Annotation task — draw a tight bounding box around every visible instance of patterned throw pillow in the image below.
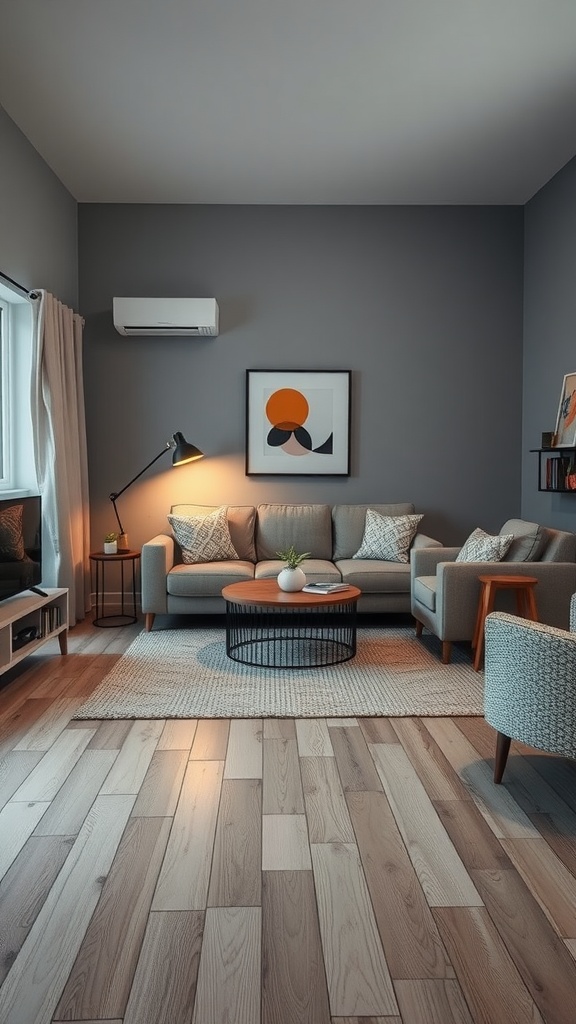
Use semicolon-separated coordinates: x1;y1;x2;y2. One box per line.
456;527;514;563
0;503;26;562
352;509;424;563
167;506;238;564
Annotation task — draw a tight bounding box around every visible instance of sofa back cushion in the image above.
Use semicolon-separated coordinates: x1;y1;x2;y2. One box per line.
171;504;257;562
499;519;546;562
255;504;332;561
537;526;576;562
332;503;415;560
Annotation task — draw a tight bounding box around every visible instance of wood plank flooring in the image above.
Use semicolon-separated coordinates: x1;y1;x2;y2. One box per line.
1;618;576;1023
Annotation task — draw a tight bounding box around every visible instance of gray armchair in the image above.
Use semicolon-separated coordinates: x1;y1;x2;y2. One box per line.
410;520;576;664
484;594;576;782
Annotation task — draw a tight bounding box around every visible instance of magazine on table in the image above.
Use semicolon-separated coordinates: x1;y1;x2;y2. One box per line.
302;581;351;594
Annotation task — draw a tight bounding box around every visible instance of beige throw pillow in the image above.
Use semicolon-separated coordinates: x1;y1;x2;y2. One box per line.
352;509;424;563
167;506;238;563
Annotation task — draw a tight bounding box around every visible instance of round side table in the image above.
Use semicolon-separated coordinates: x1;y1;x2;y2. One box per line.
472;574;538;671
90;550;141;627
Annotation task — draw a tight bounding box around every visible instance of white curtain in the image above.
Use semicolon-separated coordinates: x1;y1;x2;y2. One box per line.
30;290;90;624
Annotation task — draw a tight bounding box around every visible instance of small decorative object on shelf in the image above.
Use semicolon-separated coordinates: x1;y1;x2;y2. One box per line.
104;532;118;554
276;545;310;592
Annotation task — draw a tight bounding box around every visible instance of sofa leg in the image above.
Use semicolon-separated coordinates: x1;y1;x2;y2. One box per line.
145;613;155;632
494;731;511;784
441;640;452;664
415;619;423;637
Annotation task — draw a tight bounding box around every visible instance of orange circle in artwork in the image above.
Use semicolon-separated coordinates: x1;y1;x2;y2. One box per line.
266;388;309;430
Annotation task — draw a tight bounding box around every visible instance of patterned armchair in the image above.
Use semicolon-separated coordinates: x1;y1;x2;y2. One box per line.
483;593;576;782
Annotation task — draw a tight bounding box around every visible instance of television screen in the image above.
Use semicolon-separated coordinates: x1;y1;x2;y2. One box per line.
0;495;42;601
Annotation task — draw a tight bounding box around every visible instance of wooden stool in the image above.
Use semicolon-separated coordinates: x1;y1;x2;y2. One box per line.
473;575;538;672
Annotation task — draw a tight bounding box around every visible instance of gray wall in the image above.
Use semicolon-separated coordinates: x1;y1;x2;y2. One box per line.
79;204;524;552
0;106;77;307
522;154;576;531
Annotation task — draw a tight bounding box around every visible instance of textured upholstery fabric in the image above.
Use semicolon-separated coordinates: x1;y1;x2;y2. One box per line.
167;507;238;563
484;606;576;761
337;559;411;593
167;560;254;597
412;574;437;611
332;503;415;560
499;518;545;562
171;504;256;562
353;510;423;563
255;504;332;561
455;527;514;562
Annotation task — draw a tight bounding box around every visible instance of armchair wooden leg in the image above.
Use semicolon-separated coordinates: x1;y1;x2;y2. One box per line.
494;731;511;784
441;640;452;664
415;619;423;637
145;613;155;632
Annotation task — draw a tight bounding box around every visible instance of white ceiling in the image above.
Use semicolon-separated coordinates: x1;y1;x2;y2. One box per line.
2;0;576;205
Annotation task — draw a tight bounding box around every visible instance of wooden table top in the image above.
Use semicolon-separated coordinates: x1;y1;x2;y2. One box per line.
477;574;538;586
222;579;361;608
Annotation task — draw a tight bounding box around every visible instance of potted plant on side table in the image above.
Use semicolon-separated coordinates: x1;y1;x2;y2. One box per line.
104;532;118;555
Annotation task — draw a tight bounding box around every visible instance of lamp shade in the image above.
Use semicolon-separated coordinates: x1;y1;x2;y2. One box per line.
172;431;204;466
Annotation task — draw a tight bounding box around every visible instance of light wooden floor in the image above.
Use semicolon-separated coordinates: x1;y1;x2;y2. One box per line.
1;617;576;1024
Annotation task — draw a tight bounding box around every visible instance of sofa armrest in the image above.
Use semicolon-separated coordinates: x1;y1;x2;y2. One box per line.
141;534;175;615
411;546;460;578
411;532;443;552
437;560;576;633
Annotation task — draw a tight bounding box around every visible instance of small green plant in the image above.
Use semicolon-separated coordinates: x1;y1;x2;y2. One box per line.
276;545;310;569
104;532;118;543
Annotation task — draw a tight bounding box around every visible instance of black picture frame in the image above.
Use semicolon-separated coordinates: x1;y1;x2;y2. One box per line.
246;369;351;476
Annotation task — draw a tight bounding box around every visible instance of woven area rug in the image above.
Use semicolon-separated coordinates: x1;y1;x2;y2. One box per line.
74;626;483;720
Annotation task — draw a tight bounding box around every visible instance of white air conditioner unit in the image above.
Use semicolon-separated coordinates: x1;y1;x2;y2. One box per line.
113;297;219;337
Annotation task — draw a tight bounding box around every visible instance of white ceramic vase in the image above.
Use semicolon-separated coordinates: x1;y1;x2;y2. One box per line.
277;566;306;592
104;541;117;555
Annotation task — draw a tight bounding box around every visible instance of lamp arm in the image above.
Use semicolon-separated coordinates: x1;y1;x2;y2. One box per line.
109;442;171;534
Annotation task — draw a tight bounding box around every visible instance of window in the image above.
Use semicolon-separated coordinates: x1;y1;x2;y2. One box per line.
0;281;36;494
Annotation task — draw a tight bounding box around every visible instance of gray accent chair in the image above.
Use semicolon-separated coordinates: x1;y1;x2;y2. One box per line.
411;520;576;664
484;593;576;782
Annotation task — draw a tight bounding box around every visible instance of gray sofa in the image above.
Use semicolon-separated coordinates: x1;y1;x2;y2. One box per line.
411;517;576;663
141;502;441;630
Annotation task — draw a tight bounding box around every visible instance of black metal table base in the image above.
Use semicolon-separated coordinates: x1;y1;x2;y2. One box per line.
225;601;357;668
91;553;139;628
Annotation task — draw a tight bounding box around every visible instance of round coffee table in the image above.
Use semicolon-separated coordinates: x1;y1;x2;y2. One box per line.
222;579;361;668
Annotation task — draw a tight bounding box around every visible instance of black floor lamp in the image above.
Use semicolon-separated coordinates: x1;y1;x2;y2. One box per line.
109;431;203;550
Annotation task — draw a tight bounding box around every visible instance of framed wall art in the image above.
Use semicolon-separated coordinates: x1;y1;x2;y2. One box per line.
554;371;576;447
246;369;351;476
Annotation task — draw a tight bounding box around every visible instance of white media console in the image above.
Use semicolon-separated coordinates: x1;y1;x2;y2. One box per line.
0;587;69;676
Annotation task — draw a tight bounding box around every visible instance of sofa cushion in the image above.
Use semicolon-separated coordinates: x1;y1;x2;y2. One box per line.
167;506;238;563
255;504;332;561
353;510;424;563
171;504;256;562
337;558;411;593
332;503;416;560
456;527;514;563
255;558;341;581
167;560;254;597
538;527;576;562
412;574;437;611
500;519;545;562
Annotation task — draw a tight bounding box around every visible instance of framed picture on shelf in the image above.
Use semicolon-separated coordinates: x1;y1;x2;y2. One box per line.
554;372;576;447
246;369;351;476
